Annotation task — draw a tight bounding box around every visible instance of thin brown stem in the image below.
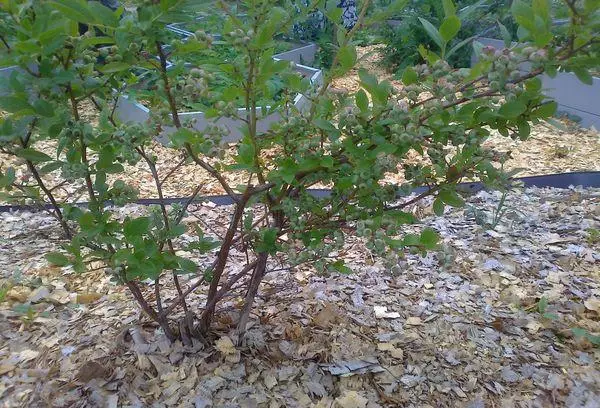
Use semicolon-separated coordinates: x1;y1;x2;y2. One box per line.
236;252;268;343
127;280;176;341
198;189;253;332
18;120;72;239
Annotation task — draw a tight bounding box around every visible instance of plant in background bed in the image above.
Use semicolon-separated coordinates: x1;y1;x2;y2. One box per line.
0;0;598;345
380;0;518;72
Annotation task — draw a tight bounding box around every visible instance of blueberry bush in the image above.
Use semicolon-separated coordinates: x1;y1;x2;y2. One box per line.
0;0;598;344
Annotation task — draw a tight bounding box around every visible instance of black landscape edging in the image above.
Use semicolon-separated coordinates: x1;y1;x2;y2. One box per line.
0;171;598;214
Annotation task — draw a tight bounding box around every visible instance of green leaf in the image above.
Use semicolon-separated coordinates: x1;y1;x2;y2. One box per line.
498;21;512;47
499;100;527;118
401;67;418;85
321;156;334;168
433;197;445;216
96;146;116;170
355;89;369;113
442;0;456;16
33;100;54;117
538;296;548;313
511;1;535;32
439;190;464;207
236;136;256;168
16;148;53;163
176;257;198;274
314;118;340;139
446;36;474;60
329;260;352;275
418;44;440;64
123;217;150;239
100;62;130;74
0;167;16;188
337;45;357;73
571;327;588;339
531;101;557;118
358;68;378;90
419;18;444;49
439;16;461;43
517;120;531;139
525;77;542;92
87;1;119;27
256;228;278;254
46;252;70;266
48;0;96;24
187;237;220;253
325;7;343;23
403;233;420;247
169;128;195;147
574;68;593;85
39;161;62;175
0;96;34;113
420;228;439;249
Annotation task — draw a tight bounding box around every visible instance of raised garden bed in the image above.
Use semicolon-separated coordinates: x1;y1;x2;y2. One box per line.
115;25;322;143
472;37;600;129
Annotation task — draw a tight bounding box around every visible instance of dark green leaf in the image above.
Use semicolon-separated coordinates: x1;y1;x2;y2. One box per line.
338;45;357;73
498;21;512;47
531;101;557;118
574;68;593;85
355;89;369;113
330;260;352;275
33;100;54;117
0;167;16;188
123;217;150;238
46;252;70;266
420;228;439;249
517;120;531;139
39;161;62;174
176;257;198;274
100;62;130;74
0;96;34;113
16;148;53;163
48;0;96;24
499;100;527;118
446;36;474;60
433;197;445;216
439;190;465;207
419;18;444;49
256;228;278;254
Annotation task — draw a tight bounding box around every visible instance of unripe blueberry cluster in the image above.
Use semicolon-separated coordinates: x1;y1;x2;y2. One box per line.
60;120;93;142
427;144;446;164
403;84;422;101
197;125;227;158
389;123;421;146
522;46;548;63
374;152;398;173
431;60;451;79
214;100;239;117
479;45;540;97
99;45;123;63
192;30;214;47
178;68;212;102
60;162;88;181
225;28;252;46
